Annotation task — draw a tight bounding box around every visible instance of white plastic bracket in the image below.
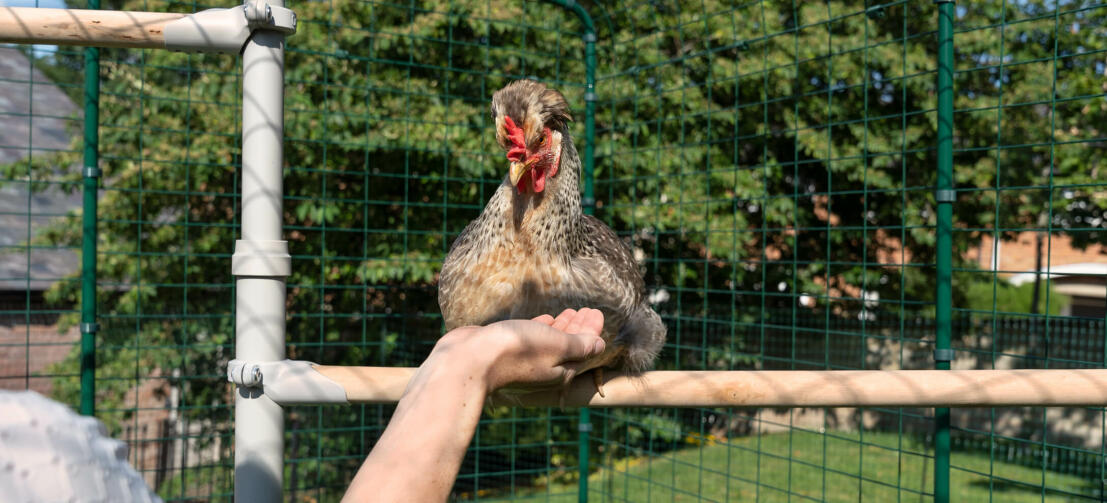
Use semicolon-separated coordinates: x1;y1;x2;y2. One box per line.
231;239;291;277
228;359;263;387
227;359;349;404
245;0;298;35
163;1;297;54
164;7;251;53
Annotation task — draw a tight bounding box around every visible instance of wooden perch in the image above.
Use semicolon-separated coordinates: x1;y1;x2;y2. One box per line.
314;366;1107;408
0;7;183;49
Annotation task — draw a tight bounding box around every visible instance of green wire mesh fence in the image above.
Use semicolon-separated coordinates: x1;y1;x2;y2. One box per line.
2;0;1106;501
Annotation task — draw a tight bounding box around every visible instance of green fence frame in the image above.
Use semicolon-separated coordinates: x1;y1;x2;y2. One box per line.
79;0;101;418
934;1;955;501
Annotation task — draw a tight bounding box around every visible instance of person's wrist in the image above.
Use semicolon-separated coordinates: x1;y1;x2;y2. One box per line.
426;326;499;394
469;322;515;392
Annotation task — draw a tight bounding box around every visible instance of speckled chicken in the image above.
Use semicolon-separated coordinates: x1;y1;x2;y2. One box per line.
438;80;666;393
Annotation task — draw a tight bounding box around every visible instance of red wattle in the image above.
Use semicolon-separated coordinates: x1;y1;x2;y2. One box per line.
513;166;550;194
516;171;529;194
532;165;546;192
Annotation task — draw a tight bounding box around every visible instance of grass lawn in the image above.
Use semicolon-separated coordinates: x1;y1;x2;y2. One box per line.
479;431;1098;502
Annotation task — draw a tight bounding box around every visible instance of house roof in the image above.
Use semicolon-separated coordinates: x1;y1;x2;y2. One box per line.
0;47;80;291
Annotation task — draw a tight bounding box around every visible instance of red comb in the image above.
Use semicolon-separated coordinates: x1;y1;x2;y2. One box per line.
503;116;527;163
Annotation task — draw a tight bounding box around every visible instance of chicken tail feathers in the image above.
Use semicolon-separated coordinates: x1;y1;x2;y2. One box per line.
615;307;667;374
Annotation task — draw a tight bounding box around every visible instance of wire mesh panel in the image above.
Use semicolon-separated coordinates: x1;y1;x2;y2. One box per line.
1;0;1105;502
587;1;1107;501
0;37;85;395
278;1;590;499
2;1;244;495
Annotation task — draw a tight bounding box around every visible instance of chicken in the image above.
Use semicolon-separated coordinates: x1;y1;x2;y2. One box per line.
438;80;666;395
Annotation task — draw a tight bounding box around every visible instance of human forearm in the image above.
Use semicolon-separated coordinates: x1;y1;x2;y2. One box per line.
343;354;488;502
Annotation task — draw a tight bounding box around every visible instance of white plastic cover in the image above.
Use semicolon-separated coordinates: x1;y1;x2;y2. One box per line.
0;390;162;503
227;360;349;405
164;7;252;53
231;239;292;277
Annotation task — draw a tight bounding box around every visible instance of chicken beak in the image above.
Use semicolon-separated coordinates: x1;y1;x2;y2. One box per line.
509;158;535;187
509;161;526;186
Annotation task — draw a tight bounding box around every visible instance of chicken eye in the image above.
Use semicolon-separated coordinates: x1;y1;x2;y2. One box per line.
537;135;547;147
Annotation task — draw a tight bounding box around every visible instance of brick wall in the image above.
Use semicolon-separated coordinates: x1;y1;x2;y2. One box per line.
0;321;79;394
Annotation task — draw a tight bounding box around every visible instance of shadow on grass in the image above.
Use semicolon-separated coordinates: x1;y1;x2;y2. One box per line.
968;477;1102;499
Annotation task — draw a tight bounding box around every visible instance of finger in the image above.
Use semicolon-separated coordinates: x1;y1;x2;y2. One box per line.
557;330;605;363
563;309;586;335
551;308;577;332
565;307;604;337
577;308;604;338
531;314;555;326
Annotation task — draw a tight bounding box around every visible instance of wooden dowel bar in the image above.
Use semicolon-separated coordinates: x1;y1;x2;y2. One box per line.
313;366;1107;408
0;7;183;48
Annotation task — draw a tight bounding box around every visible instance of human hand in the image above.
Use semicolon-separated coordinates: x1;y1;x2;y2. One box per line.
428;308;606;394
344;309;606;503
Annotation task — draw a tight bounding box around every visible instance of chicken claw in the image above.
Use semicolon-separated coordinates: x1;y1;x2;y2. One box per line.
593;368;606;398
560;369;605;409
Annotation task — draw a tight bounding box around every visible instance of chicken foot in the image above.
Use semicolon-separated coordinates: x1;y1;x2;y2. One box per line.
555;368;608;409
592;368;606;398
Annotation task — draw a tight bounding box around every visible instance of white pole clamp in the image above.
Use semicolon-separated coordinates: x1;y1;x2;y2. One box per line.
164;1;297;54
231;240;292;277
245;0;297;34
228;359;263;387
226;360;349;404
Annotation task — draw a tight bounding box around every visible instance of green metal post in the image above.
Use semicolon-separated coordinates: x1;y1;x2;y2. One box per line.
581;32;596;215
537;1;596;214
577;407;592;502
576;29;596;503
934;1;955;502
540;3;597;501
79;0;101;417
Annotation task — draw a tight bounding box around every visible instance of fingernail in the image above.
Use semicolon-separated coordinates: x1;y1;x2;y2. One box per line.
592;338;605;355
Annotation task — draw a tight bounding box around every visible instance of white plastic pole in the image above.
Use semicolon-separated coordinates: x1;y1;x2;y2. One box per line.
233;15;288;503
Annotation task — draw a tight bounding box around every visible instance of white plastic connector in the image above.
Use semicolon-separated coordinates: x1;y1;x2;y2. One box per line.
164;7;251;53
227;359;263;387
163;2;296;54
226;360;349;404
245;0;297;34
231;239;292;277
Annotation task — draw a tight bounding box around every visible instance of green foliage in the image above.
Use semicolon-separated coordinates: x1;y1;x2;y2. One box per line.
593;1;1105;326
963;280;1068;316
604;409;685;449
